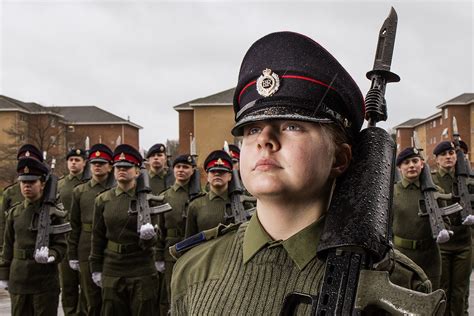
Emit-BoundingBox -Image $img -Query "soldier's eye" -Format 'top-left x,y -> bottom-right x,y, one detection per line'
284,124 -> 302,131
246,126 -> 261,135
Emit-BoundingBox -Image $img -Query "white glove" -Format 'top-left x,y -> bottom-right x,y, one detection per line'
436,229 -> 454,244
92,272 -> 102,288
0,280 -> 8,290
139,223 -> 156,240
34,246 -> 55,264
69,260 -> 80,271
155,261 -> 165,273
462,215 -> 474,225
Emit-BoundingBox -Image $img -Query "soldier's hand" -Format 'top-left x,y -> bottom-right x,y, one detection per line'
436,229 -> 453,243
92,272 -> 102,288
139,223 -> 157,240
34,246 -> 55,264
0,280 -> 8,290
462,215 -> 474,225
155,261 -> 165,273
69,260 -> 80,271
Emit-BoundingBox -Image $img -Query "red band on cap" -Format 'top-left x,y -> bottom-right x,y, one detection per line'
89,151 -> 112,161
113,153 -> 140,165
206,159 -> 232,170
238,75 -> 337,105
229,151 -> 239,160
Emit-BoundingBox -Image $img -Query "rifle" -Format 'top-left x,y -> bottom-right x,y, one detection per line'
451,116 -> 474,225
281,8 -> 446,315
413,132 -> 462,242
134,166 -> 172,233
33,173 -> 71,253
165,144 -> 175,188
223,141 -> 250,224
188,133 -> 201,199
81,136 -> 92,181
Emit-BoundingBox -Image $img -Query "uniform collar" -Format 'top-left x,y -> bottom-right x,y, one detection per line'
401,177 -> 420,189
438,167 -> 455,178
150,168 -> 166,179
91,178 -> 107,188
172,182 -> 189,192
115,186 -> 136,197
208,189 -> 229,201
68,172 -> 83,181
243,212 -> 325,270
24,199 -> 42,209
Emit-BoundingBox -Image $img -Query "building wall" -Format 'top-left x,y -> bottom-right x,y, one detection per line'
177,110 -> 194,155
396,128 -> 413,153
68,124 -> 140,150
0,112 -> 25,146
193,106 -> 235,167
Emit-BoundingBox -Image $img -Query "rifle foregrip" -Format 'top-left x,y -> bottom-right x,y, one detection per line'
420,164 -> 436,192
355,270 -> 446,315
43,175 -> 58,204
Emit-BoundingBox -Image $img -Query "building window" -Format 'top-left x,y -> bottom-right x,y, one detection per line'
19,135 -> 25,141
434,137 -> 436,143
433,120 -> 436,128
50,136 -> 57,145
67,143 -> 75,150
397,130 -> 400,137
444,108 -> 448,119
50,118 -> 56,127
440,118 -> 442,125
67,125 -> 75,133
20,114 -> 27,121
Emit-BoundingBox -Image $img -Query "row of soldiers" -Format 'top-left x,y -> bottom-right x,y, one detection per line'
0,141 -> 253,315
393,140 -> 473,316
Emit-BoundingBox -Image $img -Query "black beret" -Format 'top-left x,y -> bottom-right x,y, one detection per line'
66,148 -> 86,160
17,157 -> 49,181
17,144 -> 44,162
232,31 -> 364,138
173,154 -> 195,168
89,144 -> 113,163
396,147 -> 421,166
147,143 -> 166,158
433,141 -> 455,156
113,144 -> 142,167
204,150 -> 233,173
459,140 -> 468,153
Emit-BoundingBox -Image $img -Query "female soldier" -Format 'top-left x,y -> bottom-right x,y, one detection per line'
170,31 -> 432,315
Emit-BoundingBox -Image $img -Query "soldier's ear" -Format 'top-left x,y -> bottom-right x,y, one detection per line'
330,143 -> 351,178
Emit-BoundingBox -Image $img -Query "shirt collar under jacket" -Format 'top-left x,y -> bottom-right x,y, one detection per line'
438,167 -> 455,179
115,186 -> 136,197
401,177 -> 420,189
243,212 -> 326,270
149,168 -> 166,179
90,177 -> 108,188
68,172 -> 83,181
208,189 -> 229,201
172,182 -> 189,193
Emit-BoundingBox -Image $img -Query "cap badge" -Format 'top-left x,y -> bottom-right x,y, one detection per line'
25,151 -> 30,157
160,146 -> 164,152
119,153 -> 126,160
76,149 -> 81,155
257,68 -> 280,97
216,158 -> 224,165
95,151 -> 101,157
187,156 -> 192,163
413,148 -> 419,155
450,142 -> 455,148
24,166 -> 30,174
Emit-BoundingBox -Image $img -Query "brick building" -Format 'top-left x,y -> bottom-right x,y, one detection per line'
174,88 -> 238,165
0,95 -> 141,184
394,93 -> 474,169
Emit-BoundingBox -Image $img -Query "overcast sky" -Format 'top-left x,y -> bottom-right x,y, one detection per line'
0,0 -> 472,150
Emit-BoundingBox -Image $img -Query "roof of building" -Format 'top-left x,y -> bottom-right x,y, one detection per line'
56,106 -> 142,128
393,118 -> 424,129
174,88 -> 235,111
436,93 -> 474,108
0,95 -> 142,129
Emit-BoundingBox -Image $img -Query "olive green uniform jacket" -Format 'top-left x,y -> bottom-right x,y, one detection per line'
432,168 -> 472,316
392,178 -> 444,289
0,199 -> 67,294
185,190 -> 254,238
58,173 -> 84,215
149,169 -> 168,195
89,186 -> 159,277
171,214 -> 432,315
1,183 -> 23,252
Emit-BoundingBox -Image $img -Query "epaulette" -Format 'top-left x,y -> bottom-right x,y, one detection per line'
58,175 -> 66,181
189,192 -> 206,202
10,201 -> 23,217
431,170 -> 437,175
3,182 -> 18,191
170,223 -> 241,260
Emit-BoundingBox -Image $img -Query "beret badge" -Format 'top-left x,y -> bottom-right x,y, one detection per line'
160,145 -> 164,151
187,156 -> 192,163
256,68 -> 280,97
413,148 -> 419,154
25,151 -> 30,157
76,149 -> 81,155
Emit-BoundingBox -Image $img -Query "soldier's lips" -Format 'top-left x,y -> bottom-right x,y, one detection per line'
254,158 -> 282,171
